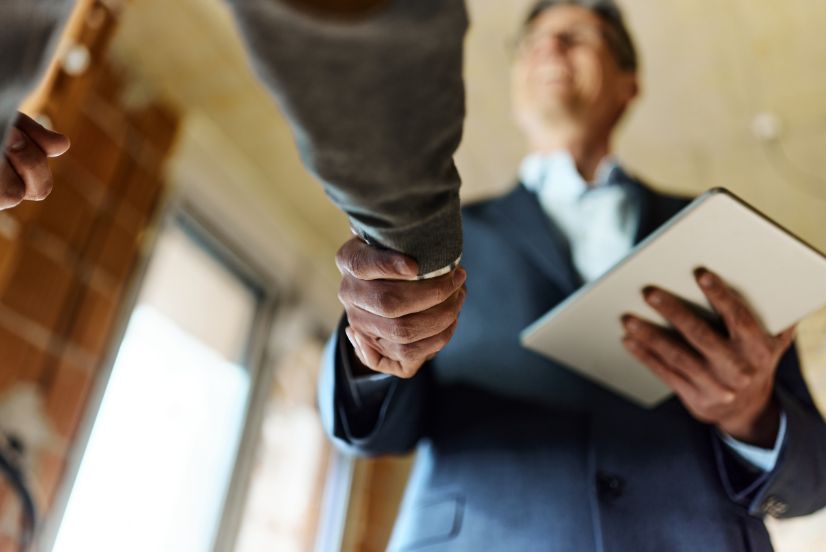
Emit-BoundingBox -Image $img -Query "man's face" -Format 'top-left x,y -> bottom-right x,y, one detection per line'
511,5 -> 638,135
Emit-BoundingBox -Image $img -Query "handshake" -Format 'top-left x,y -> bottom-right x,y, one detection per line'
335,236 -> 467,380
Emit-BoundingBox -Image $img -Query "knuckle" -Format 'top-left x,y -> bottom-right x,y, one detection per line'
683,318 -> 706,339
377,255 -> 400,277
690,325 -> 718,351
375,289 -> 404,317
730,357 -> 753,376
664,348 -> 686,368
449,287 -> 466,308
335,240 -> 357,274
428,285 -> 447,306
751,345 -> 773,367
434,331 -> 452,350
730,370 -> 752,390
337,278 -> 355,307
426,274 -> 454,303
401,342 -> 427,363
694,396 -> 714,415
393,342 -> 413,360
1,179 -> 25,205
388,320 -> 415,343
430,309 -> 454,331
348,248 -> 368,278
396,364 -> 419,379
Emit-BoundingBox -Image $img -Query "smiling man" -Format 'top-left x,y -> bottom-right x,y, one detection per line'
320,1 -> 826,550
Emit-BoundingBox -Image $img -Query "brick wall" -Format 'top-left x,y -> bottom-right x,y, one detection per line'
0,1 -> 179,546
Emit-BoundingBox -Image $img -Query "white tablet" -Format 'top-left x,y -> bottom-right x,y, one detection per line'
520,187 -> 826,407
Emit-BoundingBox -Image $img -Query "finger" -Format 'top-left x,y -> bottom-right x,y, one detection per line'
623,315 -> 738,399
0,159 -> 25,209
373,320 -> 459,363
12,112 -> 70,157
336,237 -> 418,280
344,326 -> 367,365
347,286 -> 465,345
695,268 -> 765,342
346,325 -> 384,374
339,268 -> 466,318
623,336 -> 699,404
352,329 -> 423,379
774,324 -> 797,353
4,127 -> 53,201
351,328 -> 384,371
643,286 -> 746,384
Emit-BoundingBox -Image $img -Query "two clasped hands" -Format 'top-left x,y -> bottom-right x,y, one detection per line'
336,236 -> 795,448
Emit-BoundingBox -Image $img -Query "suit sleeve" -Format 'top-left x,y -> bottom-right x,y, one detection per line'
226,0 -> 467,276
317,316 -> 431,456
712,345 -> 826,518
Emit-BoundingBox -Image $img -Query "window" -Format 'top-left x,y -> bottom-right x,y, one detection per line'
52,212 -> 267,552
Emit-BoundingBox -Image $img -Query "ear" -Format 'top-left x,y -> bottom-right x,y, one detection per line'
623,72 -> 640,103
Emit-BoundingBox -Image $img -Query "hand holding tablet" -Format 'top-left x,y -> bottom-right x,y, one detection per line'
521,188 -> 826,407
622,268 -> 796,446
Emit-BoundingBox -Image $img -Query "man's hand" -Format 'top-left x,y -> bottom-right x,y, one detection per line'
1,112 -> 70,210
621,268 -> 796,448
336,237 -> 466,379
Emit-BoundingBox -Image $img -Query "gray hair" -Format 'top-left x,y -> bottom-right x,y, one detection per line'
522,0 -> 638,72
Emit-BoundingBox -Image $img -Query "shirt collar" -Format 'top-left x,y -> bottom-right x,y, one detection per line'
520,151 -> 620,201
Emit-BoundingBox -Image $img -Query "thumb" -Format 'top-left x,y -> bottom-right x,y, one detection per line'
775,324 -> 797,352
336,237 -> 419,280
13,112 -> 70,158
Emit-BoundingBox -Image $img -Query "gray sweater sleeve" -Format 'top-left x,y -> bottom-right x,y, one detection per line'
3,1 -> 467,276
0,0 -> 73,147
226,0 -> 467,276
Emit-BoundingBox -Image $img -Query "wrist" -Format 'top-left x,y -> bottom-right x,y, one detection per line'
718,398 -> 780,448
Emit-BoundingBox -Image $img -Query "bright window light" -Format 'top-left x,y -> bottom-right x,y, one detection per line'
53,219 -> 261,552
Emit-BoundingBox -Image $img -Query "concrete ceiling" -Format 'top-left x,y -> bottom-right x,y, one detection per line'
108,0 -> 826,304
110,0 -> 351,250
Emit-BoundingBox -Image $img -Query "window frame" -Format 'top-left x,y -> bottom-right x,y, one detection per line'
38,197 -> 280,552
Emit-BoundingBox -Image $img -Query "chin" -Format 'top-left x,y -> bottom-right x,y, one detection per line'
535,97 -> 576,120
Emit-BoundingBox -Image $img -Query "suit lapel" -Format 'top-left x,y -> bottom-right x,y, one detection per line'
619,171 -> 692,245
490,184 -> 582,295
488,175 -> 691,296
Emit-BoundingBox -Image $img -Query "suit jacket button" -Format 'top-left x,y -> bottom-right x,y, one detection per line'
761,496 -> 789,517
596,471 -> 625,500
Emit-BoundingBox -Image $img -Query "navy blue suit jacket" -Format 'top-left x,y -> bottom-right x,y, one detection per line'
318,179 -> 826,551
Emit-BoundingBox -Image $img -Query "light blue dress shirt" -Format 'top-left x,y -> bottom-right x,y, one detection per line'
519,151 -> 786,472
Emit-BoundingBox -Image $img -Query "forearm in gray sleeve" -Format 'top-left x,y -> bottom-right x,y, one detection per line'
225,0 -> 467,277
1,0 -> 74,145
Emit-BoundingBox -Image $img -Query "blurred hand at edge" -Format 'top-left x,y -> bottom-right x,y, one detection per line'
1,112 -> 70,210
